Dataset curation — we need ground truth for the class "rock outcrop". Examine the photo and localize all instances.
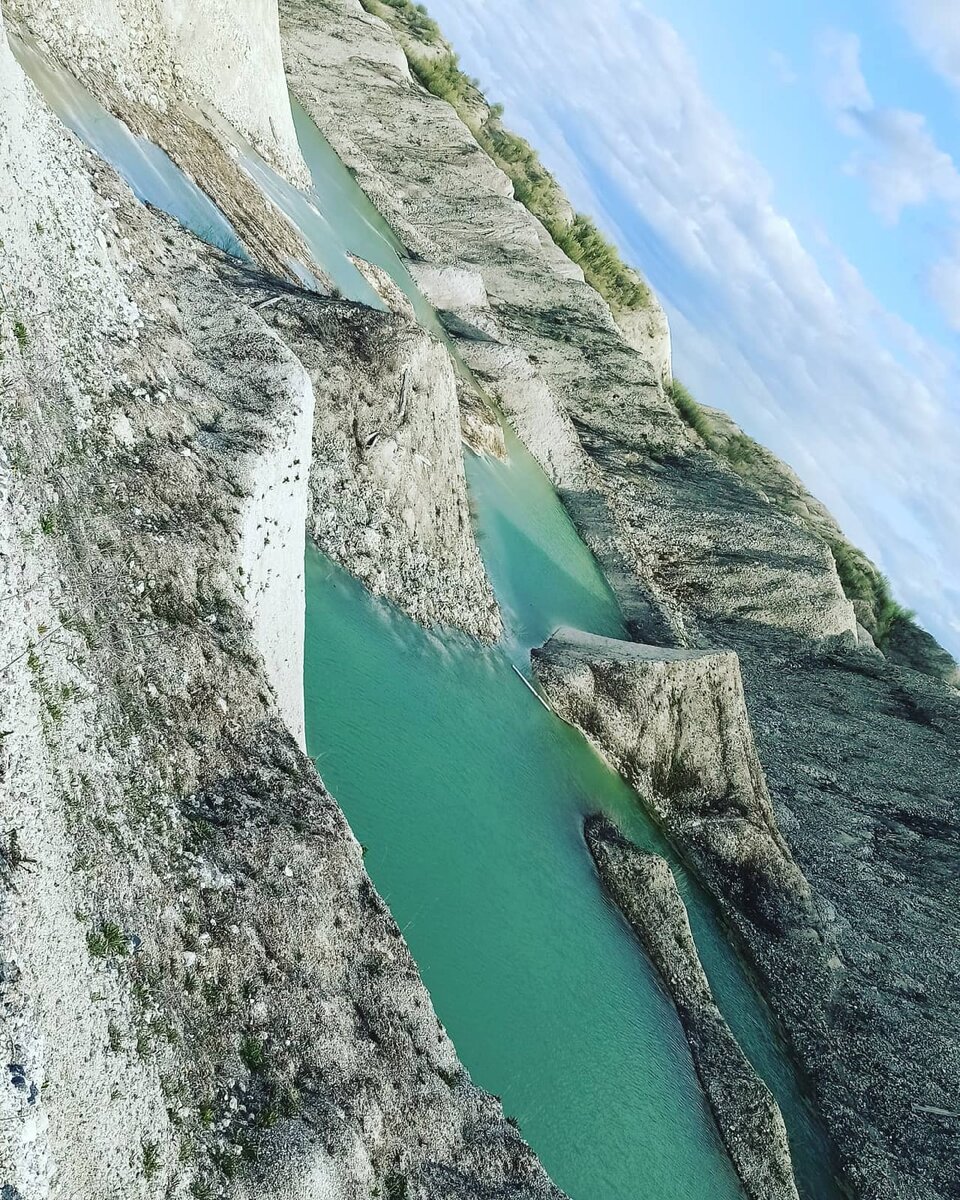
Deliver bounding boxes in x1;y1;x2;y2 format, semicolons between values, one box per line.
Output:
0;20;558;1199
222;267;502;640
4;6;326;286
533;631;814;943
615;292;672;386
4;0;308;183
585;816;799;1200
884;616;959;684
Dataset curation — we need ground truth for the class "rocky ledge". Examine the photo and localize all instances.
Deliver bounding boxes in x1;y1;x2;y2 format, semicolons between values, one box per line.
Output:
585;815;799;1200
532;629;816;943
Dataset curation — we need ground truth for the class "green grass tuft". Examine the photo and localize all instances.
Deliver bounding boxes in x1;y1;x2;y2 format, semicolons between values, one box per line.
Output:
87;920;130;958
665;379;719;449
239;1033;266;1072
141;1139;162;1180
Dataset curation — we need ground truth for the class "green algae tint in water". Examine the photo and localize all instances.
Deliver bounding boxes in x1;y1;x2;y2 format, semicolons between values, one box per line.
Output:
305;430;743;1200
304;549;743;1200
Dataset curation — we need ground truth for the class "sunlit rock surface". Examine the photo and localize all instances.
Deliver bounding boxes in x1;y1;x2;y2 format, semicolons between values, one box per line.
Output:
0;17;559;1198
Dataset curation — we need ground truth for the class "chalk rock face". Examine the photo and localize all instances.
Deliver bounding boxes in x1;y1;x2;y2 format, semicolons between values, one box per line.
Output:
238;282;502;641
532;630;814;938
531;618;828;999
4;0;308;183
615;291;672;385
585;817;799;1200
408;262;489;315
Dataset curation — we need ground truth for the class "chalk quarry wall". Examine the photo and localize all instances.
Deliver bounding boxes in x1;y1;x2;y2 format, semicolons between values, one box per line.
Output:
0;16;560;1200
2;0;308;182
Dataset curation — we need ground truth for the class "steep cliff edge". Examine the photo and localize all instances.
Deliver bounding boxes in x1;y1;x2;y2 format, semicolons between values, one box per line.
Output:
218;271;501;641
532;631;816;945
0;22;559;1199
533;629;960;1200
279;3;960;1197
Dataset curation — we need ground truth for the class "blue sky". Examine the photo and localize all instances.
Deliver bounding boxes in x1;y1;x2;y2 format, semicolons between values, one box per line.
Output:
427;0;960;656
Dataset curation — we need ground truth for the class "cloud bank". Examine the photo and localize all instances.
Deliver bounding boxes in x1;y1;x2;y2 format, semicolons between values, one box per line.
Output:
898;0;960;92
427;0;960;654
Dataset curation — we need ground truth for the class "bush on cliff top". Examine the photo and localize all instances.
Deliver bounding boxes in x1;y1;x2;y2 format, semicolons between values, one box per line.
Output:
359;0;651;313
825;537;915;647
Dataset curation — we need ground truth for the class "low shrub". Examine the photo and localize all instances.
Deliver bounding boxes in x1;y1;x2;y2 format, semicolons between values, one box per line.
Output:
665;379;718;449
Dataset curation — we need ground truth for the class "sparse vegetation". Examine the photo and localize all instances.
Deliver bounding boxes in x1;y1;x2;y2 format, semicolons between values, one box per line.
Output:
141;1139;162;1180
1;829;37;877
13;319;28;349
87;920;130;958
363;0;440;43
666;378;919;648
384;1172;409;1200
666;379;718;449
239;1033;266;1072
825;536;915;648
362;0;651;312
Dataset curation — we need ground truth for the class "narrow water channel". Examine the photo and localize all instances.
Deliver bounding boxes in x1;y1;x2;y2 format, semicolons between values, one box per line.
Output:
305;437;839;1200
17;44;839;1200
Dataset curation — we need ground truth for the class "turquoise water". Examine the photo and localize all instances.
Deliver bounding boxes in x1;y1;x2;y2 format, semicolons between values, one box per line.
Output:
12;36;246;259
19;41;839;1196
289;96;445;339
305;553;747;1200
287;101;841;1199
305;432;840;1199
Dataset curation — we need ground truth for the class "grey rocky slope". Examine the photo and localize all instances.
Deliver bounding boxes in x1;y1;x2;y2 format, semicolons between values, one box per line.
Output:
0;19;559;1200
584;816;799;1200
532;630;815;946
680;398;958;681
279;3;960;1197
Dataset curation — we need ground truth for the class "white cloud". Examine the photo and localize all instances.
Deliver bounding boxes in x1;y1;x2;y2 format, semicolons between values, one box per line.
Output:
898;0;960;90
845;106;960;223
817;29;960;223
427;0;960;653
818;29;872;117
768;49;798;87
